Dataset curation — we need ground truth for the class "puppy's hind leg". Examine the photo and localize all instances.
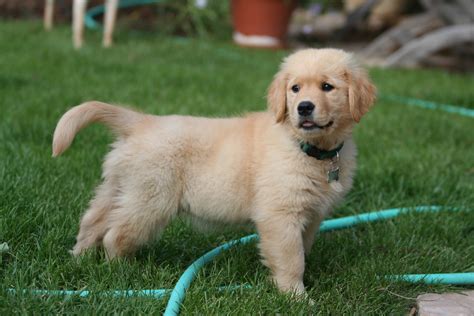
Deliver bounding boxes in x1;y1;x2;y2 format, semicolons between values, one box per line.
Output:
102;188;179;259
71;181;116;256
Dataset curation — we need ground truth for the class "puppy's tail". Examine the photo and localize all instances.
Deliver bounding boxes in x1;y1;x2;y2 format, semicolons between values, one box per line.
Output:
52;101;145;157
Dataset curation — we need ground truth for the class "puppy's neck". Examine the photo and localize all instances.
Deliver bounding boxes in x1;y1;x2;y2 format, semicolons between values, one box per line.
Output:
294;129;351;152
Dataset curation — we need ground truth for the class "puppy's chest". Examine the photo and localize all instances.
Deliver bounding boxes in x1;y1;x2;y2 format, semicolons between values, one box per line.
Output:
305;161;345;191
297;156;354;210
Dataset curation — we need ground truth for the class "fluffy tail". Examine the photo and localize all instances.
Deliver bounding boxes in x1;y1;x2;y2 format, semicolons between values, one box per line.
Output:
52;101;145;157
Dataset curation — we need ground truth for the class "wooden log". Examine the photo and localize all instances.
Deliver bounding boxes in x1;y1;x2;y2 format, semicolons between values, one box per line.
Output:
421;54;461;69
436;3;472;24
363;12;444;58
368;0;410;31
419;0;439;11
384;24;474;67
456;0;474;21
337;0;378;39
420;0;472;24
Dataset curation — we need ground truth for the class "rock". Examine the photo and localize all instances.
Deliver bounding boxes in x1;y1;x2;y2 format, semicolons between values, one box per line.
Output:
417;290;474;316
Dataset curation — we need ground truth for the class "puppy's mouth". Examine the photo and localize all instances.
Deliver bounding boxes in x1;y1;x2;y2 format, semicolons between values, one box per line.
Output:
299;120;334;130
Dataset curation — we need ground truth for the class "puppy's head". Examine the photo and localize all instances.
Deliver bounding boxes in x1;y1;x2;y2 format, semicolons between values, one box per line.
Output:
267;48;376;141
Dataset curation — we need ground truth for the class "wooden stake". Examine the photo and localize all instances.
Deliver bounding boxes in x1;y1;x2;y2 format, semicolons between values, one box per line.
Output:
44;0;55;31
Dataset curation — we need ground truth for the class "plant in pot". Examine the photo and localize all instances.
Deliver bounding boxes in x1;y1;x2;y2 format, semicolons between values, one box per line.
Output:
231;0;297;49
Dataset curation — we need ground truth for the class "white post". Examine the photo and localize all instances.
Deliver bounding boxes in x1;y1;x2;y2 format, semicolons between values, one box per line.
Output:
44;0;55;31
103;0;119;47
73;0;88;48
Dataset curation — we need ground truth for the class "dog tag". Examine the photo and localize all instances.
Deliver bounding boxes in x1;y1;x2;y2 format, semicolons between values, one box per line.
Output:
327;167;340;183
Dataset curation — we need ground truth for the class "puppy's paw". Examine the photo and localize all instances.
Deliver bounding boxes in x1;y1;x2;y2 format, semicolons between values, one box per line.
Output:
69;247;82;257
70;242;97;259
291;289;314;305
71;238;98;257
272;278;312;303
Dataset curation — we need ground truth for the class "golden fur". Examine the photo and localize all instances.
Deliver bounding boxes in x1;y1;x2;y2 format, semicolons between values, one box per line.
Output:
52;48;376;296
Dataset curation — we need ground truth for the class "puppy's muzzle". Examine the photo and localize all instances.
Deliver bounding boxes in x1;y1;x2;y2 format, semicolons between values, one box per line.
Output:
297;101;315;117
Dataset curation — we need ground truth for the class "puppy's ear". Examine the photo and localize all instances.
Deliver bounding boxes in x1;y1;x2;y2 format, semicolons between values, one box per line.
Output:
267;71;287;123
347;68;376;123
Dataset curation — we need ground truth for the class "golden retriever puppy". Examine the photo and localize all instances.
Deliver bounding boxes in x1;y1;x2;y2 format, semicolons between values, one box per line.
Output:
52;48;375;296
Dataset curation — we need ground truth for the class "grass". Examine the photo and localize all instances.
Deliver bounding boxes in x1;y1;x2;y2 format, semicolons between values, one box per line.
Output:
1;20;473;314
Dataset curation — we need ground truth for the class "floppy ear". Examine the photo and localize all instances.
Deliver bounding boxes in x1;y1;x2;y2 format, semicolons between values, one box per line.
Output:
267;71;287;123
347;68;376;123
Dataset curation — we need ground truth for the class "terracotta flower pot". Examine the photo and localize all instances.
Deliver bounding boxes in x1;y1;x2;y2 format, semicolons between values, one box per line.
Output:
231;0;297;49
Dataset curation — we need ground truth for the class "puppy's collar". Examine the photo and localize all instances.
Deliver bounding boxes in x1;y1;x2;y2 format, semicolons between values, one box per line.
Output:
299;142;344;160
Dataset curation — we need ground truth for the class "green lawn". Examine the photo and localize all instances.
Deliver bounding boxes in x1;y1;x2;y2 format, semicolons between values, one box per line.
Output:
1;21;473;314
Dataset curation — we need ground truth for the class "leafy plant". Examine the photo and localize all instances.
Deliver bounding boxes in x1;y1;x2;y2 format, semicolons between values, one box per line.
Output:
152;0;231;38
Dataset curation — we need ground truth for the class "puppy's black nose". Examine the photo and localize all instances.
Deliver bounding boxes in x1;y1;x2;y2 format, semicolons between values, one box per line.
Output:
297;101;315;116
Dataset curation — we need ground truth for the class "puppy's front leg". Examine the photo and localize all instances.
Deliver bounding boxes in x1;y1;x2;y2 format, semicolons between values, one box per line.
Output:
256;217;306;295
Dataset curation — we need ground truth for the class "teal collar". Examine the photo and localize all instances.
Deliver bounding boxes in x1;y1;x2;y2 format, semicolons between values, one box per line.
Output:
300;142;344;160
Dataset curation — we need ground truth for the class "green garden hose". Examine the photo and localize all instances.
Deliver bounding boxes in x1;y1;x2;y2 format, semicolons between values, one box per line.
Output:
85;0;163;30
163;205;473;315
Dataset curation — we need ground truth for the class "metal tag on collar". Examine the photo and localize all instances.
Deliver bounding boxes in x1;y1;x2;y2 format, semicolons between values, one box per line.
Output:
327;151;340;183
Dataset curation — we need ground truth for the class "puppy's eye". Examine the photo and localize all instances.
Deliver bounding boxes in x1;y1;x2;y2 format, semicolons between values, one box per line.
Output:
322;83;334;92
291;84;300;93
